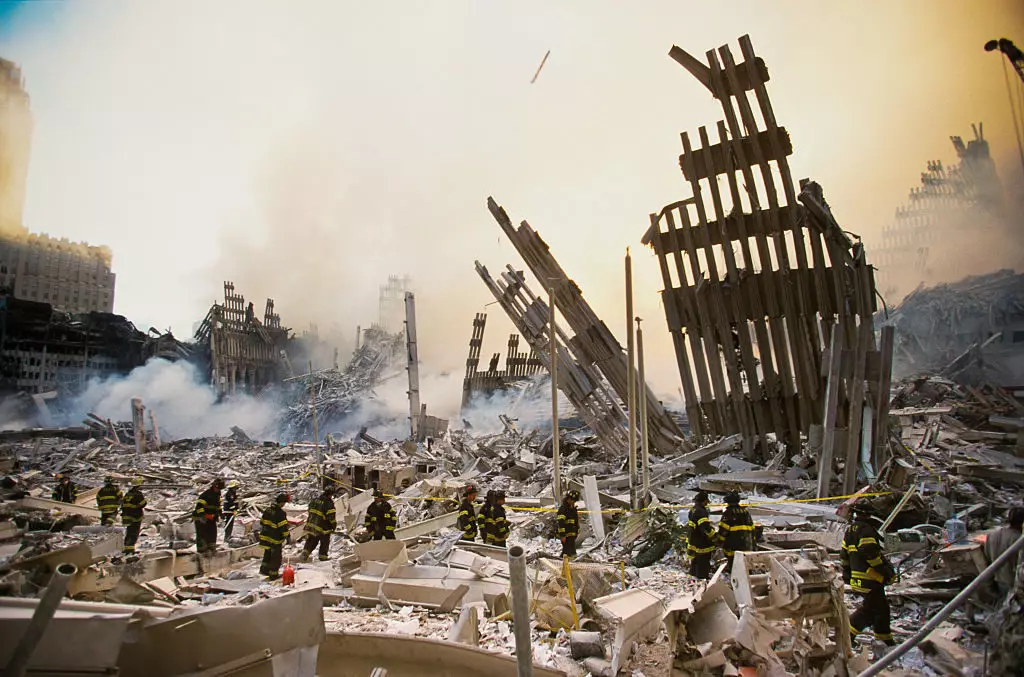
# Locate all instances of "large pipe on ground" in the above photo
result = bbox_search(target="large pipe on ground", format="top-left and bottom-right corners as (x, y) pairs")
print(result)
(508, 545), (533, 677)
(3, 562), (79, 677)
(858, 534), (1024, 677)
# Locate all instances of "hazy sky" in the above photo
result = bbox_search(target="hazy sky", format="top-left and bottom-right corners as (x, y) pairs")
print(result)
(1, 0), (1023, 400)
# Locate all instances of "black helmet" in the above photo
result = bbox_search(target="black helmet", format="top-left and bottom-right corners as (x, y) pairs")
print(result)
(566, 490), (580, 502)
(852, 503), (883, 524)
(276, 493), (290, 505)
(484, 489), (495, 503)
(724, 491), (741, 505)
(694, 491), (709, 505)
(464, 485), (478, 498)
(373, 488), (384, 499)
(495, 490), (506, 500)
(104, 475), (115, 484)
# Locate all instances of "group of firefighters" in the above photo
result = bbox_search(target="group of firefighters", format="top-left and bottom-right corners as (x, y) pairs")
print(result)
(51, 471), (905, 643)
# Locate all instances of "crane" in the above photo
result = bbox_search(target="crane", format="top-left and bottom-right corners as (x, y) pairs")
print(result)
(985, 38), (1024, 178)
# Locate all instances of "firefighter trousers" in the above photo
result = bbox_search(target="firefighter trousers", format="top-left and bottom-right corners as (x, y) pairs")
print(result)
(850, 587), (892, 642)
(304, 533), (331, 560)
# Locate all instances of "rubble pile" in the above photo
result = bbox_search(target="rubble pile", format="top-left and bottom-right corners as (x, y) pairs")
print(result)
(280, 326), (407, 441)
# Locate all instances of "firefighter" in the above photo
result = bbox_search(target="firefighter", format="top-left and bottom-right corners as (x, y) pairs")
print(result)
(302, 483), (337, 562)
(193, 478), (224, 555)
(222, 480), (240, 541)
(364, 489), (396, 540)
(97, 476), (123, 526)
(479, 490), (495, 544)
(121, 477), (147, 555)
(52, 474), (77, 503)
(259, 493), (291, 580)
(490, 490), (511, 548)
(687, 491), (716, 580)
(557, 490), (580, 557)
(842, 503), (896, 646)
(457, 485), (479, 542)
(717, 491), (755, 573)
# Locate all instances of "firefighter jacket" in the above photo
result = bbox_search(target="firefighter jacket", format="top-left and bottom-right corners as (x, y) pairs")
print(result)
(687, 505), (716, 555)
(458, 499), (478, 540)
(223, 489), (239, 517)
(121, 488), (147, 525)
(97, 483), (123, 517)
(306, 493), (338, 535)
(842, 519), (895, 593)
(365, 500), (396, 538)
(557, 501), (579, 540)
(717, 505), (755, 556)
(259, 504), (290, 549)
(490, 504), (511, 545)
(193, 488), (222, 523)
(479, 500), (494, 543)
(52, 481), (77, 503)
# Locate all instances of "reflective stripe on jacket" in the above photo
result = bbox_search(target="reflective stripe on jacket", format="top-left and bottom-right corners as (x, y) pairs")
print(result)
(259, 505), (290, 548)
(557, 502), (579, 539)
(841, 520), (894, 593)
(193, 488), (222, 521)
(306, 493), (338, 534)
(458, 499), (478, 539)
(717, 505), (754, 555)
(687, 505), (716, 555)
(97, 485), (123, 514)
(121, 488), (147, 525)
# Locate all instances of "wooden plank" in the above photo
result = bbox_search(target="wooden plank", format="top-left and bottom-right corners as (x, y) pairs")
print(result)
(17, 496), (101, 519)
(817, 327), (844, 499)
(680, 128), (793, 182)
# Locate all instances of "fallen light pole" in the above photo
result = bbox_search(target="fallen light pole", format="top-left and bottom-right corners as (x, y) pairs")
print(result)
(858, 534), (1024, 677)
(549, 287), (562, 500)
(4, 562), (78, 677)
(508, 545), (533, 677)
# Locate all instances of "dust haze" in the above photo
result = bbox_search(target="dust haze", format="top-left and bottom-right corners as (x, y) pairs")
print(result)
(3, 0), (1024, 424)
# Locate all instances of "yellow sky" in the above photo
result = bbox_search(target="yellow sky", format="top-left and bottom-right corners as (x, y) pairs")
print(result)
(1, 0), (1023, 408)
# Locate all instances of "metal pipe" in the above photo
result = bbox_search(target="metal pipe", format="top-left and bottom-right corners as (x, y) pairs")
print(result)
(508, 545), (533, 677)
(858, 534), (1024, 677)
(4, 562), (79, 677)
(636, 317), (649, 505)
(549, 287), (561, 501)
(625, 249), (637, 510)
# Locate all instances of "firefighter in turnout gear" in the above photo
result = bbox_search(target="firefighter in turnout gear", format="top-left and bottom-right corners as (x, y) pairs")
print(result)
(97, 476), (123, 526)
(842, 504), (896, 645)
(457, 485), (479, 541)
(489, 490), (510, 548)
(364, 489), (396, 540)
(121, 477), (147, 554)
(687, 491), (716, 579)
(557, 490), (580, 557)
(52, 474), (77, 503)
(302, 484), (337, 561)
(222, 480), (240, 541)
(480, 490), (496, 544)
(259, 493), (290, 580)
(717, 491), (755, 573)
(193, 478), (224, 555)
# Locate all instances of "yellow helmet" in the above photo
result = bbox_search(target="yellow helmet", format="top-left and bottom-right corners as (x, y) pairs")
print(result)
(132, 477), (144, 486)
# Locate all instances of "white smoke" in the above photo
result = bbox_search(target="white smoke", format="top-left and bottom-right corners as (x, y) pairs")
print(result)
(65, 359), (280, 440)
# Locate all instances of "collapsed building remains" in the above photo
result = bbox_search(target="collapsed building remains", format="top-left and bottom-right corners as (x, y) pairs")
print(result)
(882, 269), (1024, 390)
(192, 281), (291, 396)
(644, 36), (892, 498)
(0, 295), (188, 397)
(873, 124), (1006, 301)
(461, 313), (544, 411)
(476, 199), (689, 458)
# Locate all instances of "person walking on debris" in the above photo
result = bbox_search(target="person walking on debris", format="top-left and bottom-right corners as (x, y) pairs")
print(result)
(222, 480), (240, 541)
(259, 493), (290, 580)
(490, 490), (510, 548)
(717, 491), (754, 574)
(121, 477), (147, 556)
(480, 490), (496, 544)
(687, 491), (717, 580)
(984, 506), (1024, 599)
(301, 483), (337, 562)
(97, 476), (123, 526)
(458, 485), (479, 542)
(842, 503), (896, 646)
(52, 474), (77, 503)
(365, 489), (396, 540)
(193, 478), (224, 555)
(558, 490), (580, 557)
